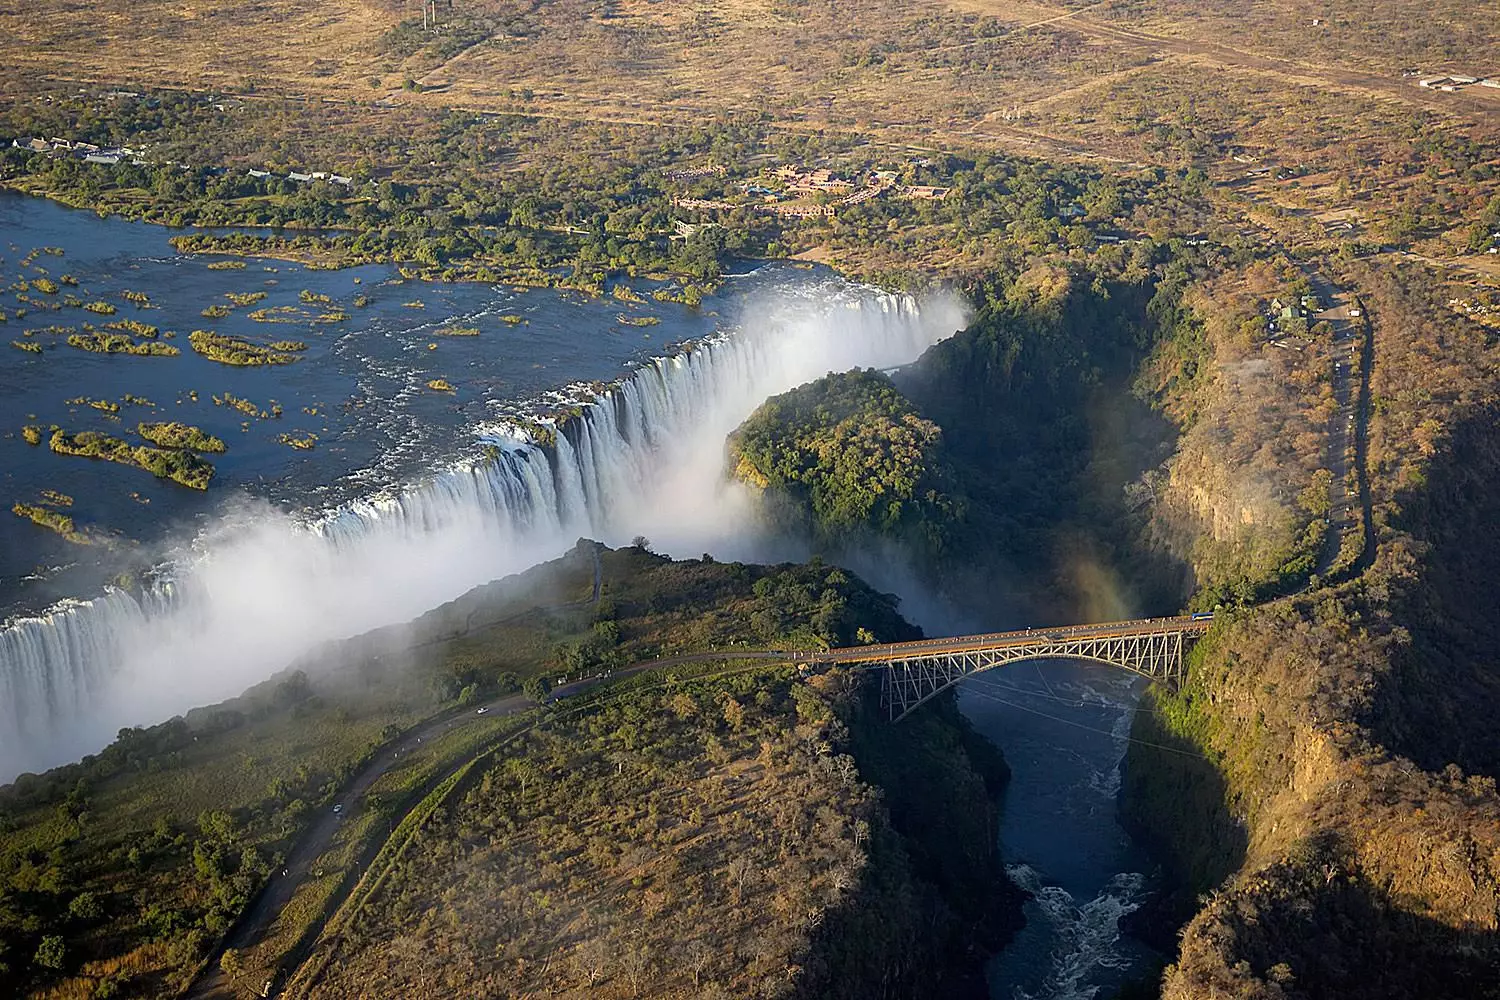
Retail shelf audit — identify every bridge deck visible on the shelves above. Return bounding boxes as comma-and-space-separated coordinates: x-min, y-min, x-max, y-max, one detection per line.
816, 614, 1213, 665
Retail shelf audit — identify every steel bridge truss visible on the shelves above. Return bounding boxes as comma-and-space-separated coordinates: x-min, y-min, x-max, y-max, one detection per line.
876, 630, 1189, 722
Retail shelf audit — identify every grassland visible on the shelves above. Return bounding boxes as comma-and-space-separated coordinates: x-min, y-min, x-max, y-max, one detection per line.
0, 1, 1494, 290
0, 544, 946, 1000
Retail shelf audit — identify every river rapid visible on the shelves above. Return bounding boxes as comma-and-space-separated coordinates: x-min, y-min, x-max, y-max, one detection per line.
3, 195, 1167, 998
960, 663, 1164, 999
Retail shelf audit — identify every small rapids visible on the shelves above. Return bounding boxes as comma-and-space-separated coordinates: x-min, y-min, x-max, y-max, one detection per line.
959, 663, 1163, 999
1003, 864, 1149, 1000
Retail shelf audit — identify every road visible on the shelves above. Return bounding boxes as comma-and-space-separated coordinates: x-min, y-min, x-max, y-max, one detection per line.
1301, 270, 1363, 579
190, 599, 1214, 997
814, 614, 1213, 666
1054, 11, 1500, 125
187, 645, 782, 1000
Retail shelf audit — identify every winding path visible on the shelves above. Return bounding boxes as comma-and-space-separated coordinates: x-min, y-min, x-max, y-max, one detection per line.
1301, 267, 1376, 582
190, 603, 1223, 997
187, 628, 785, 998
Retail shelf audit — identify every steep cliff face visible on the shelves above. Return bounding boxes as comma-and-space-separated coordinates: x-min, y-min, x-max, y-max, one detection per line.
1368, 403, 1500, 777
723, 252, 1500, 997
1123, 259, 1500, 998
1138, 262, 1334, 607
726, 368, 962, 564
729, 260, 1188, 625
801, 678, 1022, 1000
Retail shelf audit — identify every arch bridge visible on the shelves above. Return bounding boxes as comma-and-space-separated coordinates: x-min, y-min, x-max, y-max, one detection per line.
807, 614, 1213, 721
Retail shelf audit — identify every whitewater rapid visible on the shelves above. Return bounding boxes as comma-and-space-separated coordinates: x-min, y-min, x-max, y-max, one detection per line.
0, 278, 965, 781
961, 666, 1161, 1000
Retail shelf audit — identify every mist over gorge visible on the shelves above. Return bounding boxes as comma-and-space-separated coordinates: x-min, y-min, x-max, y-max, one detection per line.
5, 3, 1500, 995
0, 278, 966, 781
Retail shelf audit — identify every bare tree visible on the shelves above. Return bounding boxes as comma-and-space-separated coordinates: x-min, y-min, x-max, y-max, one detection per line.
621, 939, 654, 995
505, 757, 539, 797
726, 856, 755, 904
685, 939, 713, 987
570, 937, 608, 987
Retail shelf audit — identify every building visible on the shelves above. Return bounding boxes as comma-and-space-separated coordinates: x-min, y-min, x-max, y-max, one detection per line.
1421, 75, 1480, 92
768, 203, 835, 218
83, 152, 121, 165
662, 165, 726, 181
672, 197, 736, 211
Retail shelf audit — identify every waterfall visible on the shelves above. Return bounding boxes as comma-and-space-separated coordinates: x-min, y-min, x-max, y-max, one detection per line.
0, 279, 966, 781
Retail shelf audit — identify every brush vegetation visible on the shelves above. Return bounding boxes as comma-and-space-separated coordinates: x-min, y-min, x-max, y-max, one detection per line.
188, 330, 305, 366
730, 369, 960, 558
0, 545, 1011, 1000
66, 331, 180, 356
2, 3, 1500, 994
136, 421, 227, 454
48, 428, 215, 489
11, 502, 93, 545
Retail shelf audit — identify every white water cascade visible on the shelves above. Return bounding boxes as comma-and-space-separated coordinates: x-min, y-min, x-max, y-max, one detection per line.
0, 279, 966, 781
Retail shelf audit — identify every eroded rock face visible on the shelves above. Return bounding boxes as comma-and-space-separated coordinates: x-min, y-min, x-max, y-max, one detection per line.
1131, 263, 1500, 1000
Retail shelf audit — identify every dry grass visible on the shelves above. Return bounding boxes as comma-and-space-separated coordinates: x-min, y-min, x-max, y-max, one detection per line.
0, 0, 394, 92
3, 0, 1498, 204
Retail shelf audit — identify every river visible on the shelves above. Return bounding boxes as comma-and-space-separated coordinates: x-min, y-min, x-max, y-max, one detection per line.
960, 662, 1163, 1000
3, 194, 1167, 997
0, 192, 967, 779
0, 192, 716, 616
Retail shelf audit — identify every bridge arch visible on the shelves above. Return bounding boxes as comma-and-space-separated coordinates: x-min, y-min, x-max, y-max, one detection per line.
814, 621, 1205, 721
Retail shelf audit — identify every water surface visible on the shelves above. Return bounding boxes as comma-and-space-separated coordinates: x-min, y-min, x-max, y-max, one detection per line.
0, 193, 713, 612
960, 662, 1163, 1000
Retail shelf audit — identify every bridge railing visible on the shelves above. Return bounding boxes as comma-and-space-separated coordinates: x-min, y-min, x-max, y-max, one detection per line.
814, 613, 1213, 666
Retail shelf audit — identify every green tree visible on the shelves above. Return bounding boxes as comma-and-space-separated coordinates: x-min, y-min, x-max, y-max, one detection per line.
68, 891, 102, 921
34, 935, 64, 971
523, 676, 551, 703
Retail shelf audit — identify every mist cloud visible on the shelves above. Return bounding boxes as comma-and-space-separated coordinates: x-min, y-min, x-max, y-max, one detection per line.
0, 278, 967, 780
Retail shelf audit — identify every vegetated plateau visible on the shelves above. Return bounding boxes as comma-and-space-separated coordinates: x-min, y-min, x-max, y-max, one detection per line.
2, 1, 1500, 998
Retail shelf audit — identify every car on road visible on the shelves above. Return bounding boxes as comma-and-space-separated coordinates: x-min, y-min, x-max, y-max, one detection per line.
332, 804, 343, 814
476, 707, 489, 715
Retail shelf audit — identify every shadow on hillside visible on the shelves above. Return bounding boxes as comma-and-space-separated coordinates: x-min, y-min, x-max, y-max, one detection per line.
1117, 690, 1249, 951
795, 688, 1023, 1000
1200, 837, 1500, 999
1371, 402, 1500, 778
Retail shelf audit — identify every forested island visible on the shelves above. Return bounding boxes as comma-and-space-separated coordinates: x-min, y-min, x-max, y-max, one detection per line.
4, 1, 1500, 999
